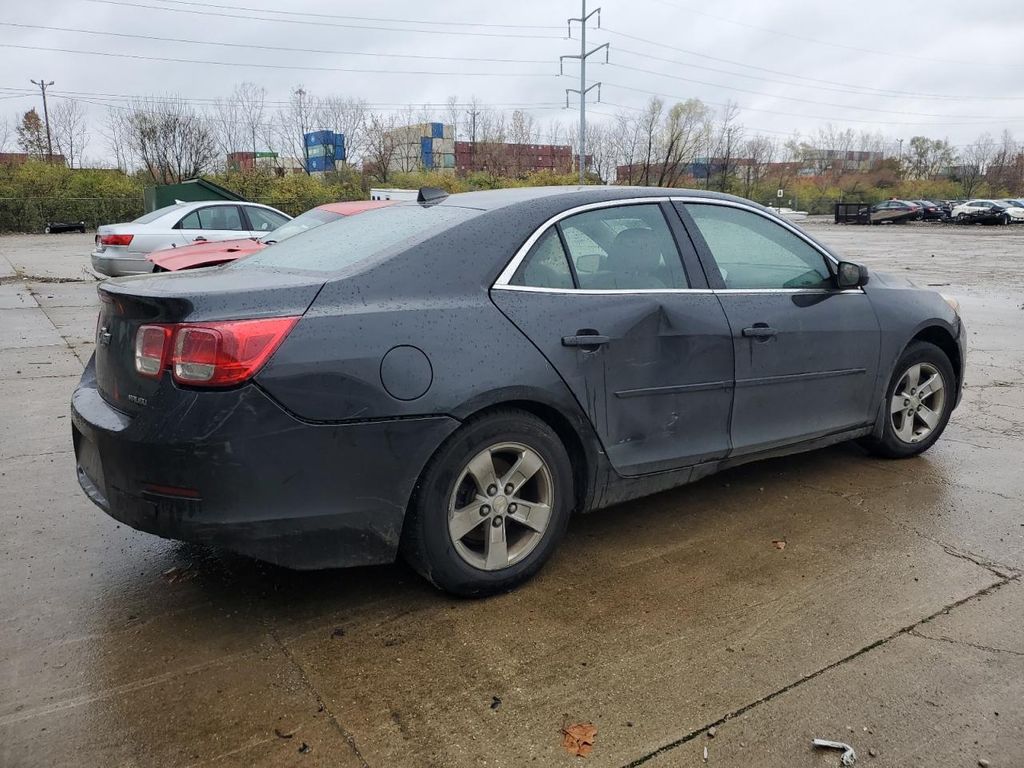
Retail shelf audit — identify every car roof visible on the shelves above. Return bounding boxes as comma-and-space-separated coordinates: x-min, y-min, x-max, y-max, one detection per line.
316, 200, 398, 215
430, 185, 748, 213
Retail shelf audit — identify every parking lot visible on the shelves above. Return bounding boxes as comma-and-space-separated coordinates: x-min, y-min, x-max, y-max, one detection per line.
1, 220, 1022, 767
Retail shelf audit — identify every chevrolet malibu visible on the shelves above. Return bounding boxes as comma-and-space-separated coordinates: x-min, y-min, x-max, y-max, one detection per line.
72, 187, 965, 596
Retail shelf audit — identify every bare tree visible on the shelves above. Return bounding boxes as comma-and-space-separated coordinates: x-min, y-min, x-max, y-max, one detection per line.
0, 115, 12, 153
707, 101, 743, 192
956, 133, 995, 197
739, 135, 776, 199
276, 86, 321, 174
101, 107, 131, 172
320, 96, 368, 166
214, 82, 271, 164
445, 95, 461, 142
51, 99, 90, 168
113, 97, 218, 183
363, 111, 400, 181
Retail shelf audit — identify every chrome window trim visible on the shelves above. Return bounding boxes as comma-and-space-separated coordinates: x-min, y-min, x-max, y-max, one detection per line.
492, 284, 864, 296
492, 195, 842, 291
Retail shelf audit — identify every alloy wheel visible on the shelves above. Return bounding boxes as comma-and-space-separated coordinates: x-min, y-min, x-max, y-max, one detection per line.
890, 362, 946, 444
447, 442, 554, 571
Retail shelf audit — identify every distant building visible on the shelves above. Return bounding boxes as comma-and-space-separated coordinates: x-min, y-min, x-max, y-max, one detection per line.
0, 152, 67, 166
802, 149, 884, 174
226, 151, 304, 176
455, 141, 584, 176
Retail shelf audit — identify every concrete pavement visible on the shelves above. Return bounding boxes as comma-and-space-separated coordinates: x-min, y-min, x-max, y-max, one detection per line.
0, 226, 1021, 767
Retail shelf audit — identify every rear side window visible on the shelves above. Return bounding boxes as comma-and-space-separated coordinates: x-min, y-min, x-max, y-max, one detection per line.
684, 204, 832, 290
235, 204, 477, 273
509, 229, 574, 289
560, 204, 689, 290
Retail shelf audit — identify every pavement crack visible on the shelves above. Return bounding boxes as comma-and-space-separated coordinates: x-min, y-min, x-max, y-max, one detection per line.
270, 630, 372, 768
908, 629, 1024, 658
939, 545, 1019, 579
621, 575, 1018, 768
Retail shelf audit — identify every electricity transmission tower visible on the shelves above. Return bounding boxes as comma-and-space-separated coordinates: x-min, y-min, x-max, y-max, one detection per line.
561, 1, 609, 184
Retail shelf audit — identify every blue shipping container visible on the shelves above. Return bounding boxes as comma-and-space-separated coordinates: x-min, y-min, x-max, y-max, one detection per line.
333, 133, 346, 162
304, 130, 332, 147
430, 122, 444, 139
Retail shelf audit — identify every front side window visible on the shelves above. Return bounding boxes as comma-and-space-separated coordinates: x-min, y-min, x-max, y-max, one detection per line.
177, 206, 246, 231
685, 204, 832, 290
559, 204, 688, 290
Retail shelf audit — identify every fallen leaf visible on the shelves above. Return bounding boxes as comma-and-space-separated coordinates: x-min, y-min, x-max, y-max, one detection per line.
274, 728, 294, 739
297, 742, 311, 754
330, 627, 346, 639
562, 722, 597, 757
772, 539, 787, 550
490, 696, 502, 710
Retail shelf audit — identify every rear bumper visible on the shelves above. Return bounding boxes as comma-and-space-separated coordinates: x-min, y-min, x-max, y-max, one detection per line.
91, 249, 153, 277
71, 359, 460, 569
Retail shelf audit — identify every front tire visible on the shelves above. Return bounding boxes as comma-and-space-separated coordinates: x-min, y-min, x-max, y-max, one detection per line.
861, 341, 955, 458
401, 409, 573, 596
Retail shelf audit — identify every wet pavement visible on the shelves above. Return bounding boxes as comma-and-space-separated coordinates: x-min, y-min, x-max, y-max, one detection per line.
1, 223, 1022, 767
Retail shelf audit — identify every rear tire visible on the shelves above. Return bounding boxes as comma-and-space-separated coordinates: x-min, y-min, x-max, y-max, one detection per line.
861, 341, 955, 459
401, 409, 573, 597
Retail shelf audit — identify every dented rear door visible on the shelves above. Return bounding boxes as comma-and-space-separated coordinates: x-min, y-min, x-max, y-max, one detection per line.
491, 201, 734, 477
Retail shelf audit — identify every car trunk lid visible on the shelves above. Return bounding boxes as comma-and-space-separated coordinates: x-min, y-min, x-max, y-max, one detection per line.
94, 267, 323, 414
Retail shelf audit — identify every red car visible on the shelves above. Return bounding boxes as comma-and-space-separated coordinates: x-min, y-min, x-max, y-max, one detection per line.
148, 200, 396, 271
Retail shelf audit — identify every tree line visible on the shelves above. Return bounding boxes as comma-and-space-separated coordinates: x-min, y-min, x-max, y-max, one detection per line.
4, 81, 1023, 204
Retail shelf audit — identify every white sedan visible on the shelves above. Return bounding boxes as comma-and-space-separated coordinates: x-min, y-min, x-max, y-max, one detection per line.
92, 201, 291, 277
950, 199, 1022, 224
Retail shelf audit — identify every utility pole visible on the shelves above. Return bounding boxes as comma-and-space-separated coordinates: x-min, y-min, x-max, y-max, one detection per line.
561, 1, 608, 184
30, 78, 54, 162
466, 107, 480, 170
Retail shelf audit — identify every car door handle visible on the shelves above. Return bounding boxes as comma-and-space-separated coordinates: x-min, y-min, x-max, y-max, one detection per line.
562, 334, 610, 348
193, 236, 207, 242
742, 325, 778, 339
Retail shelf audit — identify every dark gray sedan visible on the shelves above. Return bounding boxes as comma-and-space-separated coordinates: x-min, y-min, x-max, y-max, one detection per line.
72, 187, 965, 595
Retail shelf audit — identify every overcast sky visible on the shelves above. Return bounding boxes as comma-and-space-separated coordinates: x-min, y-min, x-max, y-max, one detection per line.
2, 0, 1022, 162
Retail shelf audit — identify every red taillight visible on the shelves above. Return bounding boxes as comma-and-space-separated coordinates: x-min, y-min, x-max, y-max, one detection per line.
100, 234, 133, 247
133, 317, 298, 387
135, 324, 172, 378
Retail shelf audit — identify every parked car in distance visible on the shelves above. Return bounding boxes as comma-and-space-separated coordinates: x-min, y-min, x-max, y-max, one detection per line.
91, 201, 292, 277
1001, 198, 1024, 213
149, 200, 397, 272
869, 199, 920, 224
72, 186, 965, 595
45, 220, 87, 234
911, 200, 944, 221
950, 199, 1017, 224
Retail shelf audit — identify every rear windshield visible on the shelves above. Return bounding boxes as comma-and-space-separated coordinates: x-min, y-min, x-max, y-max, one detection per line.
235, 204, 477, 273
132, 204, 185, 224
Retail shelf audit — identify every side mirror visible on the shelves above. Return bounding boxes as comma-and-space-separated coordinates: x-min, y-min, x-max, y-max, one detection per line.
836, 261, 869, 289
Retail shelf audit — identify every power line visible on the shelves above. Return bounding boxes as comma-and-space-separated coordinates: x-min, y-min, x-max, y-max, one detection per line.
0, 23, 554, 65
645, 0, 1016, 69
612, 46, 1024, 102
0, 44, 557, 77
81, 0, 565, 39
603, 63, 1022, 120
599, 80, 1024, 127
148, 0, 565, 29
